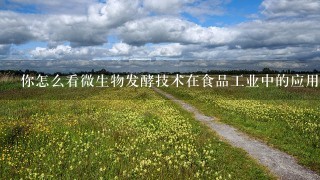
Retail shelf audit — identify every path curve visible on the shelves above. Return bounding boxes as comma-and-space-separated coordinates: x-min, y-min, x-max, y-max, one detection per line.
153, 87, 320, 180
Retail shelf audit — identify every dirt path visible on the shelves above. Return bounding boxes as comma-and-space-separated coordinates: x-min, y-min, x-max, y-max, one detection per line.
153, 87, 320, 180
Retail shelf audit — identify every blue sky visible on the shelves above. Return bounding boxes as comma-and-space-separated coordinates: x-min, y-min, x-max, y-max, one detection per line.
0, 0, 320, 63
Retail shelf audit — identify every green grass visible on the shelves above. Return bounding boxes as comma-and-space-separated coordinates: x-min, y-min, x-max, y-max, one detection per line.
0, 83, 274, 179
160, 84, 320, 174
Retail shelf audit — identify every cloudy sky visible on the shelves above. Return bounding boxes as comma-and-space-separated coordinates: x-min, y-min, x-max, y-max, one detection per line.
0, 0, 320, 62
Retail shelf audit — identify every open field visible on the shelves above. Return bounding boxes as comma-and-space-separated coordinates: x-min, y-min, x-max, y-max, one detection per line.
0, 80, 274, 179
160, 79, 320, 174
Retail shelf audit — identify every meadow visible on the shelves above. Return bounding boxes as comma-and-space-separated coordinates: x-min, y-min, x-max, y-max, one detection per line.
0, 78, 274, 179
160, 76, 320, 174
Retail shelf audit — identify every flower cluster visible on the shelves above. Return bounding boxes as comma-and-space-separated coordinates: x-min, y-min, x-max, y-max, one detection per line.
0, 88, 244, 179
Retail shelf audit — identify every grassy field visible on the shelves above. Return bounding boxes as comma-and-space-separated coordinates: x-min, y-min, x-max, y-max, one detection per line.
160, 77, 320, 174
0, 79, 274, 179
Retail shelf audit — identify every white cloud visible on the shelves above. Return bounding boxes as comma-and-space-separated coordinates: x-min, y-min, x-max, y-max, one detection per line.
1, 0, 320, 61
191, 45, 320, 60
261, 0, 320, 18
30, 45, 92, 60
149, 43, 184, 57
0, 0, 149, 47
42, 15, 109, 47
118, 17, 237, 46
232, 19, 320, 49
110, 43, 135, 55
88, 0, 145, 27
0, 12, 35, 44
0, 11, 107, 46
27, 42, 320, 61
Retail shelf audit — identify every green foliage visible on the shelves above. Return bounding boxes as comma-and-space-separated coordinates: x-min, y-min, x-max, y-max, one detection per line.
0, 87, 273, 179
161, 85, 320, 174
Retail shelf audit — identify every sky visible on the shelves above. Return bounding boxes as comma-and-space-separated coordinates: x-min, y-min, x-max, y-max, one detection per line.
0, 0, 320, 63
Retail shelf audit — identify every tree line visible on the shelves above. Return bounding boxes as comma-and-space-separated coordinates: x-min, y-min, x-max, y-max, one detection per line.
0, 68, 319, 76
